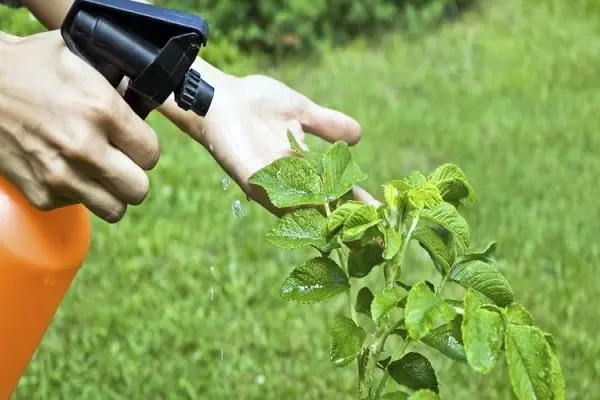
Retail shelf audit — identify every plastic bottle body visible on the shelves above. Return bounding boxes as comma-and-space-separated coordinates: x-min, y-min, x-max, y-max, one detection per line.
0, 177, 91, 399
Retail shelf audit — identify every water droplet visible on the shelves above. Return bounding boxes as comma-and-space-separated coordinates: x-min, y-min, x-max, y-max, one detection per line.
210, 266, 217, 277
255, 375, 266, 385
219, 348, 224, 360
209, 143, 214, 152
221, 176, 231, 190
232, 199, 246, 218
208, 287, 216, 301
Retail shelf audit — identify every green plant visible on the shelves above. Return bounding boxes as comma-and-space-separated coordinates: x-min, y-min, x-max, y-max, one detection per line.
248, 133, 566, 399
154, 0, 477, 62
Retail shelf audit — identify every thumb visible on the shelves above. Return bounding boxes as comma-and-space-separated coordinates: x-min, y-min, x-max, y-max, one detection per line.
299, 99, 362, 145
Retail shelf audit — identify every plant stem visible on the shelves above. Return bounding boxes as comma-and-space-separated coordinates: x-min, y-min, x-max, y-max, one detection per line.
390, 209, 421, 285
325, 203, 357, 324
373, 338, 412, 399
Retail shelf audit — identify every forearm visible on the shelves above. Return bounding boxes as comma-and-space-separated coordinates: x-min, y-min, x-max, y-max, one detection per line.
22, 0, 150, 30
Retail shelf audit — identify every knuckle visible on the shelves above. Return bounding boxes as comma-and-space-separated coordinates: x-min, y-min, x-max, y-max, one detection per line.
88, 94, 120, 127
59, 136, 93, 161
42, 159, 71, 190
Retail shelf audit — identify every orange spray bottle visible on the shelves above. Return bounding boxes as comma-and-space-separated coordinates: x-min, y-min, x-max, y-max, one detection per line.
0, 0, 214, 397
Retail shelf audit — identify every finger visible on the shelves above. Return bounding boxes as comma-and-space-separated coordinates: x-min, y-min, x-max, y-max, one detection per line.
352, 185, 382, 207
91, 146, 151, 206
103, 94, 161, 171
46, 164, 127, 223
67, 179, 127, 223
298, 99, 361, 145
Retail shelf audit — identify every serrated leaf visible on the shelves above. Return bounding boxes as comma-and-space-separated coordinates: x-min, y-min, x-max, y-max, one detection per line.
545, 333, 558, 354
372, 287, 403, 323
327, 201, 363, 234
408, 390, 441, 400
421, 316, 467, 363
427, 163, 476, 205
408, 183, 443, 210
505, 324, 566, 400
507, 304, 533, 326
405, 171, 427, 187
384, 228, 403, 260
412, 224, 455, 272
348, 243, 384, 278
280, 257, 349, 303
265, 209, 327, 250
322, 141, 367, 200
389, 179, 413, 194
328, 315, 366, 367
462, 289, 506, 374
355, 287, 374, 317
342, 205, 382, 241
383, 183, 400, 210
420, 203, 470, 249
405, 281, 457, 340
389, 352, 439, 393
448, 260, 514, 307
457, 242, 498, 264
381, 392, 410, 400
248, 156, 326, 208
286, 131, 324, 173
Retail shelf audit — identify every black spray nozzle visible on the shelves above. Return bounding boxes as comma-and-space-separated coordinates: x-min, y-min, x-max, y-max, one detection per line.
60, 0, 214, 120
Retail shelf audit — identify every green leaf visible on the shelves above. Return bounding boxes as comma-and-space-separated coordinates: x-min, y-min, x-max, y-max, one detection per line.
408, 390, 441, 400
383, 183, 400, 211
427, 163, 476, 205
408, 183, 443, 210
505, 324, 566, 400
327, 201, 363, 234
462, 289, 506, 374
342, 204, 382, 241
381, 392, 410, 400
371, 288, 403, 322
507, 303, 533, 326
248, 156, 325, 208
384, 228, 403, 260
328, 315, 366, 367
280, 257, 349, 303
456, 242, 498, 264
322, 141, 367, 200
265, 209, 327, 250
421, 316, 467, 363
545, 333, 558, 354
355, 287, 374, 317
405, 281, 457, 340
405, 171, 427, 187
389, 179, 413, 194
388, 352, 439, 393
412, 224, 455, 272
448, 260, 514, 307
420, 202, 470, 249
348, 243, 384, 278
287, 131, 324, 173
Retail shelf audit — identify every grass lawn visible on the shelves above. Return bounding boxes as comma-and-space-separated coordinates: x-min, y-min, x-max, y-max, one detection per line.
13, 0, 600, 398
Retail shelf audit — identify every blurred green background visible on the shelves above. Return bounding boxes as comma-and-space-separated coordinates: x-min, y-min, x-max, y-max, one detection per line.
2, 0, 599, 398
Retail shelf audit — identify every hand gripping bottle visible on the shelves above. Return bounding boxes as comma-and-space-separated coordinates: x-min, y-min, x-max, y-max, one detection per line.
0, 0, 213, 397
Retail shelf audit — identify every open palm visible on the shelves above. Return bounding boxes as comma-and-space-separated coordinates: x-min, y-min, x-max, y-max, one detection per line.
163, 60, 378, 214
